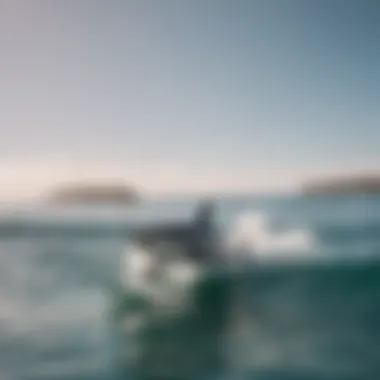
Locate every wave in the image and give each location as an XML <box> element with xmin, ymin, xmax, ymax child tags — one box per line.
<box><xmin>117</xmin><ymin>209</ymin><xmax>317</xmax><ymax>312</ymax></box>
<box><xmin>115</xmin><ymin>258</ymin><xmax>380</xmax><ymax>379</ymax></box>
<box><xmin>225</xmin><ymin>211</ymin><xmax>315</xmax><ymax>261</ymax></box>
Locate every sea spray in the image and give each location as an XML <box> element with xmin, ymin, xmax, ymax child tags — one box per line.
<box><xmin>226</xmin><ymin>210</ymin><xmax>315</xmax><ymax>261</ymax></box>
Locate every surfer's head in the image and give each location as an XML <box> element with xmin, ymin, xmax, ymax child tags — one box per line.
<box><xmin>195</xmin><ymin>199</ymin><xmax>215</xmax><ymax>223</ymax></box>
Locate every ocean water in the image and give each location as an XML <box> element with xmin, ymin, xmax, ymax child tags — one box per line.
<box><xmin>0</xmin><ymin>195</ymin><xmax>379</xmax><ymax>380</ymax></box>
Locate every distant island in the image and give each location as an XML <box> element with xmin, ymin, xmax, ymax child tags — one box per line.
<box><xmin>48</xmin><ymin>182</ymin><xmax>139</xmax><ymax>205</ymax></box>
<box><xmin>303</xmin><ymin>175</ymin><xmax>380</xmax><ymax>196</ymax></box>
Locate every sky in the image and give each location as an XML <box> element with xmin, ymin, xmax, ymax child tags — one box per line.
<box><xmin>1</xmin><ymin>0</ymin><xmax>380</xmax><ymax>199</ymax></box>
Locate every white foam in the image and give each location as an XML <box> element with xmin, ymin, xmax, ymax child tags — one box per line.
<box><xmin>225</xmin><ymin>211</ymin><xmax>314</xmax><ymax>261</ymax></box>
<box><xmin>121</xmin><ymin>243</ymin><xmax>156</xmax><ymax>292</ymax></box>
<box><xmin>121</xmin><ymin>242</ymin><xmax>201</xmax><ymax>313</ymax></box>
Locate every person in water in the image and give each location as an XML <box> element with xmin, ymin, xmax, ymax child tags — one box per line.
<box><xmin>190</xmin><ymin>200</ymin><xmax>220</xmax><ymax>263</ymax></box>
<box><xmin>131</xmin><ymin>199</ymin><xmax>220</xmax><ymax>264</ymax></box>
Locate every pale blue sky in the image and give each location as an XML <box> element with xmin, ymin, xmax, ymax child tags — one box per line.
<box><xmin>1</xmin><ymin>0</ymin><xmax>379</xmax><ymax>198</ymax></box>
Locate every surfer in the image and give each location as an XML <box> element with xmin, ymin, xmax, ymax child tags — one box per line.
<box><xmin>130</xmin><ymin>199</ymin><xmax>219</xmax><ymax>264</ymax></box>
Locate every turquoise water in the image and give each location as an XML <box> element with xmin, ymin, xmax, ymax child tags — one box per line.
<box><xmin>0</xmin><ymin>195</ymin><xmax>379</xmax><ymax>379</ymax></box>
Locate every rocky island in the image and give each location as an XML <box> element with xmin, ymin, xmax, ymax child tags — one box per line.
<box><xmin>49</xmin><ymin>182</ymin><xmax>139</xmax><ymax>205</ymax></box>
<box><xmin>303</xmin><ymin>175</ymin><xmax>380</xmax><ymax>196</ymax></box>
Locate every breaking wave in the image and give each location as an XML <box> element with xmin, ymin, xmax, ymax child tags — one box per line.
<box><xmin>225</xmin><ymin>211</ymin><xmax>315</xmax><ymax>261</ymax></box>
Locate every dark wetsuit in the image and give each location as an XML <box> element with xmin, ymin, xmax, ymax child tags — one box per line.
<box><xmin>131</xmin><ymin>200</ymin><xmax>219</xmax><ymax>264</ymax></box>
<box><xmin>189</xmin><ymin>201</ymin><xmax>219</xmax><ymax>263</ymax></box>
